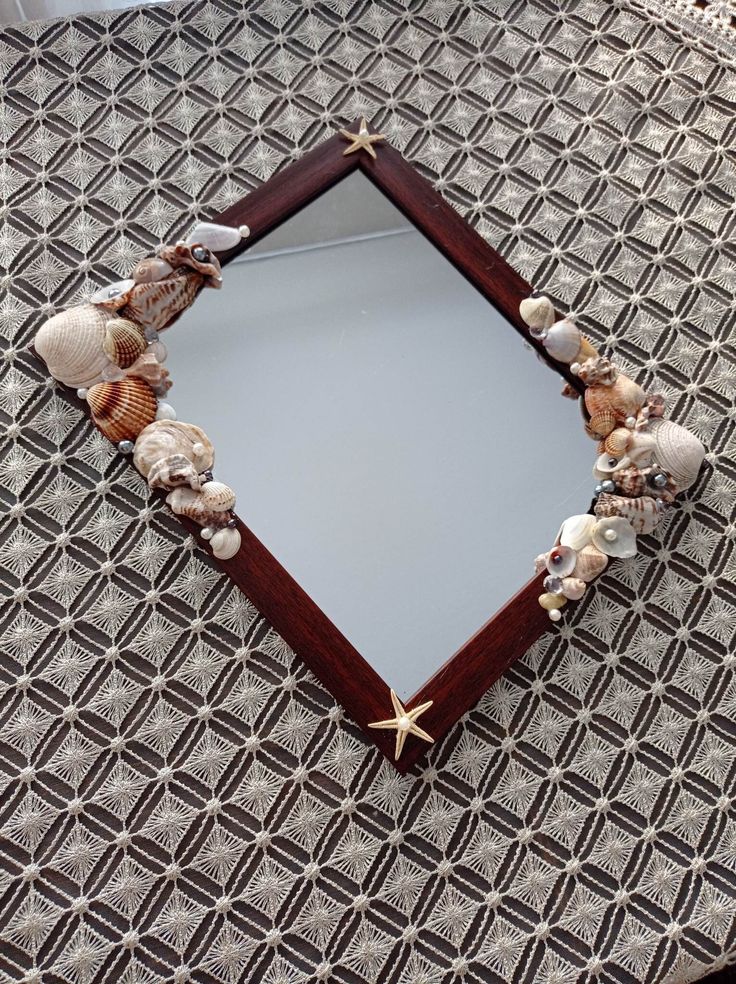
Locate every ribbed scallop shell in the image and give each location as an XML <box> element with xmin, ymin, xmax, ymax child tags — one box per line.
<box><xmin>587</xmin><ymin>411</ymin><xmax>617</xmax><ymax>439</ymax></box>
<box><xmin>648</xmin><ymin>418</ymin><xmax>706</xmax><ymax>492</ymax></box>
<box><xmin>133</xmin><ymin>420</ymin><xmax>214</xmax><ymax>480</ymax></box>
<box><xmin>198</xmin><ymin>481</ymin><xmax>236</xmax><ymax>511</ymax></box>
<box><xmin>87</xmin><ymin>376</ymin><xmax>158</xmax><ymax>443</ymax></box>
<box><xmin>572</xmin><ymin>544</ymin><xmax>608</xmax><ymax>582</ymax></box>
<box><xmin>102</xmin><ymin>318</ymin><xmax>146</xmax><ymax>369</ymax></box>
<box><xmin>604</xmin><ymin>427</ymin><xmax>631</xmax><ymax>458</ymax></box>
<box><xmin>595</xmin><ymin>493</ymin><xmax>662</xmax><ymax>534</ymax></box>
<box><xmin>34</xmin><ymin>304</ymin><xmax>111</xmax><ymax>388</ymax></box>
<box><xmin>585</xmin><ymin>375</ymin><xmax>646</xmax><ymax>422</ymax></box>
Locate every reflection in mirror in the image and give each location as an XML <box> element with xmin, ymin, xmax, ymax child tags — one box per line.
<box><xmin>167</xmin><ymin>172</ymin><xmax>593</xmax><ymax>699</ymax></box>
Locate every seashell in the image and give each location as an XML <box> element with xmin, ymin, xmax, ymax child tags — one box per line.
<box><xmin>133</xmin><ymin>419</ymin><xmax>214</xmax><ymax>482</ymax></box>
<box><xmin>534</xmin><ymin>553</ymin><xmax>548</xmax><ymax>574</ymax></box>
<box><xmin>587</xmin><ymin>411</ymin><xmax>616</xmax><ymax>440</ymax></box>
<box><xmin>167</xmin><ymin>485</ymin><xmax>233</xmax><ymax>528</ymax></box>
<box><xmin>647</xmin><ymin>393</ymin><xmax>666</xmax><ymax>419</ymax></box>
<box><xmin>546</xmin><ymin>545</ymin><xmax>577</xmax><ymax>578</ymax></box>
<box><xmin>187</xmin><ymin>222</ymin><xmax>245</xmax><ymax>252</ymax></box>
<box><xmin>594</xmin><ymin>452</ymin><xmax>630</xmax><ymax>479</ymax></box>
<box><xmin>561</xmin><ymin>577</ymin><xmax>586</xmax><ymax>600</ymax></box>
<box><xmin>131</xmin><ymin>257</ymin><xmax>174</xmax><ymax>284</ymax></box>
<box><xmin>122</xmin><ymin>273</ymin><xmax>204</xmax><ymax>333</ymax></box>
<box><xmin>574</xmin><ymin>336</ymin><xmax>598</xmax><ymax>363</ymax></box>
<box><xmin>585</xmin><ymin>375</ymin><xmax>646</xmax><ymax>423</ymax></box>
<box><xmin>648</xmin><ymin>418</ymin><xmax>705</xmax><ymax>492</ymax></box>
<box><xmin>87</xmin><ymin>376</ymin><xmax>157</xmax><ymax>443</ymax></box>
<box><xmin>160</xmin><ymin>242</ymin><xmax>222</xmax><ymax>284</ymax></box>
<box><xmin>147</xmin><ymin>454</ymin><xmax>202</xmax><ymax>491</ymax></box>
<box><xmin>559</xmin><ymin>514</ymin><xmax>596</xmax><ymax>551</ymax></box>
<box><xmin>90</xmin><ymin>279</ymin><xmax>136</xmax><ymax>309</ymax></box>
<box><xmin>627</xmin><ymin>431</ymin><xmax>656</xmax><ymax>467</ymax></box>
<box><xmin>542</xmin><ymin>319</ymin><xmax>581</xmax><ymax>363</ymax></box>
<box><xmin>210</xmin><ymin>526</ymin><xmax>241</xmax><ymax>561</ymax></box>
<box><xmin>585</xmin><ymin>384</ymin><xmax>613</xmax><ymax>419</ymax></box>
<box><xmin>610</xmin><ymin>465</ymin><xmax>647</xmax><ymax>497</ymax></box>
<box><xmin>539</xmin><ymin>592</ymin><xmax>566</xmax><ymax>612</ymax></box>
<box><xmin>125</xmin><ymin>350</ymin><xmax>171</xmax><ymax>390</ymax></box>
<box><xmin>199</xmin><ymin>481</ymin><xmax>236</xmax><ymax>512</ymax></box>
<box><xmin>519</xmin><ymin>295</ymin><xmax>555</xmax><ymax>332</ymax></box>
<box><xmin>595</xmin><ymin>493</ymin><xmax>662</xmax><ymax>534</ymax></box>
<box><xmin>592</xmin><ymin>516</ymin><xmax>637</xmax><ymax>559</ymax></box>
<box><xmin>35</xmin><ymin>304</ymin><xmax>112</xmax><ymax>388</ymax></box>
<box><xmin>102</xmin><ymin>318</ymin><xmax>146</xmax><ymax>369</ymax></box>
<box><xmin>577</xmin><ymin>356</ymin><xmax>617</xmax><ymax>387</ymax></box>
<box><xmin>572</xmin><ymin>544</ymin><xmax>608</xmax><ymax>582</ymax></box>
<box><xmin>604</xmin><ymin>427</ymin><xmax>631</xmax><ymax>458</ymax></box>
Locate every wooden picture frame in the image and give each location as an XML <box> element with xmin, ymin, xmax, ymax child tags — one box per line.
<box><xmin>34</xmin><ymin>120</ymin><xmax>588</xmax><ymax>772</ymax></box>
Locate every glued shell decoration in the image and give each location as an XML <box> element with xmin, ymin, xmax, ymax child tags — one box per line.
<box><xmin>147</xmin><ymin>453</ymin><xmax>202</xmax><ymax>491</ymax></box>
<box><xmin>35</xmin><ymin>304</ymin><xmax>112</xmax><ymax>388</ymax></box>
<box><xmin>595</xmin><ymin>493</ymin><xmax>662</xmax><ymax>534</ymax></box>
<box><xmin>126</xmin><ymin>350</ymin><xmax>171</xmax><ymax>390</ymax></box>
<box><xmin>543</xmin><ymin>319</ymin><xmax>581</xmax><ymax>363</ymax></box>
<box><xmin>87</xmin><ymin>376</ymin><xmax>158</xmax><ymax>443</ymax></box>
<box><xmin>134</xmin><ymin>419</ymin><xmax>215</xmax><ymax>482</ymax></box>
<box><xmin>612</xmin><ymin>465</ymin><xmax>648</xmax><ymax>498</ymax></box>
<box><xmin>209</xmin><ymin>526</ymin><xmax>241</xmax><ymax>561</ymax></box>
<box><xmin>90</xmin><ymin>279</ymin><xmax>136</xmax><ymax>310</ymax></box>
<box><xmin>519</xmin><ymin>295</ymin><xmax>555</xmax><ymax>333</ymax></box>
<box><xmin>604</xmin><ymin>428</ymin><xmax>631</xmax><ymax>458</ymax></box>
<box><xmin>131</xmin><ymin>257</ymin><xmax>174</xmax><ymax>284</ymax></box>
<box><xmin>572</xmin><ymin>544</ymin><xmax>608</xmax><ymax>582</ymax></box>
<box><xmin>591</xmin><ymin>516</ymin><xmax>637</xmax><ymax>559</ymax></box>
<box><xmin>123</xmin><ymin>274</ymin><xmax>204</xmax><ymax>333</ymax></box>
<box><xmin>585</xmin><ymin>374</ymin><xmax>647</xmax><ymax>422</ymax></box>
<box><xmin>587</xmin><ymin>411</ymin><xmax>617</xmax><ymax>440</ymax></box>
<box><xmin>186</xmin><ymin>222</ymin><xmax>246</xmax><ymax>252</ymax></box>
<box><xmin>167</xmin><ymin>482</ymin><xmax>236</xmax><ymax>527</ymax></box>
<box><xmin>546</xmin><ymin>545</ymin><xmax>577</xmax><ymax>578</ymax></box>
<box><xmin>102</xmin><ymin>318</ymin><xmax>146</xmax><ymax>369</ymax></box>
<box><xmin>627</xmin><ymin>431</ymin><xmax>656</xmax><ymax>467</ymax></box>
<box><xmin>577</xmin><ymin>356</ymin><xmax>617</xmax><ymax>387</ymax></box>
<box><xmin>561</xmin><ymin>577</ymin><xmax>586</xmax><ymax>600</ymax></box>
<box><xmin>648</xmin><ymin>418</ymin><xmax>705</xmax><ymax>492</ymax></box>
<box><xmin>559</xmin><ymin>514</ymin><xmax>595</xmax><ymax>551</ymax></box>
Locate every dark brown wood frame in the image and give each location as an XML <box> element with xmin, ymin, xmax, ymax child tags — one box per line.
<box><xmin>39</xmin><ymin>121</ymin><xmax>584</xmax><ymax>773</ymax></box>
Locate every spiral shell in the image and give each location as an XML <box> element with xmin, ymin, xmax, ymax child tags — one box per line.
<box><xmin>572</xmin><ymin>544</ymin><xmax>608</xmax><ymax>582</ymax></box>
<box><xmin>519</xmin><ymin>295</ymin><xmax>555</xmax><ymax>332</ymax></box>
<box><xmin>102</xmin><ymin>318</ymin><xmax>146</xmax><ymax>369</ymax></box>
<box><xmin>133</xmin><ymin>419</ymin><xmax>214</xmax><ymax>482</ymax></box>
<box><xmin>543</xmin><ymin>319</ymin><xmax>581</xmax><ymax>363</ymax></box>
<box><xmin>131</xmin><ymin>257</ymin><xmax>174</xmax><ymax>284</ymax></box>
<box><xmin>604</xmin><ymin>428</ymin><xmax>631</xmax><ymax>458</ymax></box>
<box><xmin>648</xmin><ymin>418</ymin><xmax>705</xmax><ymax>492</ymax></box>
<box><xmin>611</xmin><ymin>465</ymin><xmax>647</xmax><ymax>498</ymax></box>
<box><xmin>592</xmin><ymin>516</ymin><xmax>638</xmax><ymax>559</ymax></box>
<box><xmin>147</xmin><ymin>454</ymin><xmax>202</xmax><ymax>491</ymax></box>
<box><xmin>595</xmin><ymin>493</ymin><xmax>662</xmax><ymax>534</ymax></box>
<box><xmin>87</xmin><ymin>376</ymin><xmax>158</xmax><ymax>443</ymax></box>
<box><xmin>167</xmin><ymin>482</ymin><xmax>235</xmax><ymax>527</ymax></box>
<box><xmin>34</xmin><ymin>304</ymin><xmax>111</xmax><ymax>388</ymax></box>
<box><xmin>587</xmin><ymin>411</ymin><xmax>617</xmax><ymax>440</ymax></box>
<box><xmin>122</xmin><ymin>273</ymin><xmax>204</xmax><ymax>333</ymax></box>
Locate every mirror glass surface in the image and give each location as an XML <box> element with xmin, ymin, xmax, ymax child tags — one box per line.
<box><xmin>168</xmin><ymin>172</ymin><xmax>593</xmax><ymax>698</ymax></box>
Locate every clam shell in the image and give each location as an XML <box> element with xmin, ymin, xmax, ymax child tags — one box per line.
<box><xmin>133</xmin><ymin>419</ymin><xmax>214</xmax><ymax>480</ymax></box>
<box><xmin>35</xmin><ymin>304</ymin><xmax>111</xmax><ymax>388</ymax></box>
<box><xmin>147</xmin><ymin>454</ymin><xmax>203</xmax><ymax>491</ymax></box>
<box><xmin>595</xmin><ymin>493</ymin><xmax>662</xmax><ymax>534</ymax></box>
<box><xmin>559</xmin><ymin>514</ymin><xmax>595</xmax><ymax>551</ymax></box>
<box><xmin>546</xmin><ymin>545</ymin><xmax>577</xmax><ymax>578</ymax></box>
<box><xmin>561</xmin><ymin>577</ymin><xmax>586</xmax><ymax>600</ymax></box>
<box><xmin>572</xmin><ymin>544</ymin><xmax>608</xmax><ymax>582</ymax></box>
<box><xmin>543</xmin><ymin>319</ymin><xmax>581</xmax><ymax>363</ymax></box>
<box><xmin>123</xmin><ymin>272</ymin><xmax>203</xmax><ymax>332</ymax></box>
<box><xmin>604</xmin><ymin>428</ymin><xmax>631</xmax><ymax>458</ymax></box>
<box><xmin>519</xmin><ymin>295</ymin><xmax>555</xmax><ymax>332</ymax></box>
<box><xmin>648</xmin><ymin>418</ymin><xmax>705</xmax><ymax>492</ymax></box>
<box><xmin>199</xmin><ymin>481</ymin><xmax>236</xmax><ymax>511</ymax></box>
<box><xmin>592</xmin><ymin>516</ymin><xmax>637</xmax><ymax>558</ymax></box>
<box><xmin>87</xmin><ymin>376</ymin><xmax>157</xmax><ymax>443</ymax></box>
<box><xmin>187</xmin><ymin>222</ymin><xmax>244</xmax><ymax>252</ymax></box>
<box><xmin>210</xmin><ymin>526</ymin><xmax>241</xmax><ymax>561</ymax></box>
<box><xmin>102</xmin><ymin>318</ymin><xmax>146</xmax><ymax>369</ymax></box>
<box><xmin>131</xmin><ymin>257</ymin><xmax>174</xmax><ymax>284</ymax></box>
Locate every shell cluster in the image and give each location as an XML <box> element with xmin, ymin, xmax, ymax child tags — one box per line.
<box><xmin>33</xmin><ymin>221</ymin><xmax>249</xmax><ymax>562</ymax></box>
<box><xmin>521</xmin><ymin>294</ymin><xmax>705</xmax><ymax>624</ymax></box>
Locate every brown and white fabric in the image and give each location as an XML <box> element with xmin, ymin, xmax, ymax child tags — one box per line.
<box><xmin>1</xmin><ymin>1</ymin><xmax>735</xmax><ymax>982</ymax></box>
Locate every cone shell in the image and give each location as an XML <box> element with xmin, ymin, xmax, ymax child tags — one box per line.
<box><xmin>210</xmin><ymin>526</ymin><xmax>241</xmax><ymax>561</ymax></box>
<box><xmin>87</xmin><ymin>376</ymin><xmax>158</xmax><ymax>443</ymax></box>
<box><xmin>572</xmin><ymin>544</ymin><xmax>608</xmax><ymax>582</ymax></box>
<box><xmin>34</xmin><ymin>304</ymin><xmax>112</xmax><ymax>388</ymax></box>
<box><xmin>604</xmin><ymin>428</ymin><xmax>631</xmax><ymax>458</ymax></box>
<box><xmin>519</xmin><ymin>295</ymin><xmax>555</xmax><ymax>332</ymax></box>
<box><xmin>543</xmin><ymin>319</ymin><xmax>581</xmax><ymax>363</ymax></box>
<box><xmin>122</xmin><ymin>272</ymin><xmax>203</xmax><ymax>333</ymax></box>
<box><xmin>131</xmin><ymin>257</ymin><xmax>174</xmax><ymax>284</ymax></box>
<box><xmin>559</xmin><ymin>514</ymin><xmax>596</xmax><ymax>551</ymax></box>
<box><xmin>587</xmin><ymin>411</ymin><xmax>617</xmax><ymax>440</ymax></box>
<box><xmin>648</xmin><ymin>418</ymin><xmax>705</xmax><ymax>492</ymax></box>
<box><xmin>133</xmin><ymin>419</ymin><xmax>214</xmax><ymax>481</ymax></box>
<box><xmin>592</xmin><ymin>516</ymin><xmax>637</xmax><ymax>559</ymax></box>
<box><xmin>102</xmin><ymin>318</ymin><xmax>146</xmax><ymax>369</ymax></box>
<box><xmin>595</xmin><ymin>493</ymin><xmax>662</xmax><ymax>534</ymax></box>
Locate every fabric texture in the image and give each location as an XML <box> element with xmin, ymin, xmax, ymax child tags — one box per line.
<box><xmin>1</xmin><ymin>1</ymin><xmax>736</xmax><ymax>982</ymax></box>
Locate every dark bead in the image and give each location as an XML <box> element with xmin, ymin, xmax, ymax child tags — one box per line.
<box><xmin>227</xmin><ymin>519</ymin><xmax>237</xmax><ymax>529</ymax></box>
<box><xmin>192</xmin><ymin>245</ymin><xmax>209</xmax><ymax>262</ymax></box>
<box><xmin>600</xmin><ymin>479</ymin><xmax>616</xmax><ymax>493</ymax></box>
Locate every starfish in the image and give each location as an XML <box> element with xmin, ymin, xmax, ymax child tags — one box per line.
<box><xmin>368</xmin><ymin>689</ymin><xmax>434</xmax><ymax>760</ymax></box>
<box><xmin>339</xmin><ymin>117</ymin><xmax>386</xmax><ymax>159</ymax></box>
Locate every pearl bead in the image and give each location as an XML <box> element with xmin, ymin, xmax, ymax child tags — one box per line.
<box><xmin>549</xmin><ymin>609</ymin><xmax>562</xmax><ymax>622</ymax></box>
<box><xmin>397</xmin><ymin>715</ymin><xmax>411</xmax><ymax>732</ymax></box>
<box><xmin>76</xmin><ymin>388</ymin><xmax>88</xmax><ymax>400</ymax></box>
<box><xmin>117</xmin><ymin>440</ymin><xmax>134</xmax><ymax>454</ymax></box>
<box><xmin>570</xmin><ymin>362</ymin><xmax>580</xmax><ymax>375</ymax></box>
<box><xmin>200</xmin><ymin>527</ymin><xmax>214</xmax><ymax>541</ymax></box>
<box><xmin>625</xmin><ymin>416</ymin><xmax>636</xmax><ymax>429</ymax></box>
<box><xmin>600</xmin><ymin>480</ymin><xmax>616</xmax><ymax>493</ymax></box>
<box><xmin>192</xmin><ymin>245</ymin><xmax>210</xmax><ymax>262</ymax></box>
<box><xmin>238</xmin><ymin>224</ymin><xmax>250</xmax><ymax>238</ymax></box>
<box><xmin>652</xmin><ymin>472</ymin><xmax>668</xmax><ymax>488</ymax></box>
<box><xmin>604</xmin><ymin>529</ymin><xmax>617</xmax><ymax>542</ymax></box>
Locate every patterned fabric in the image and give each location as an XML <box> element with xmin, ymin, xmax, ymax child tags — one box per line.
<box><xmin>1</xmin><ymin>2</ymin><xmax>735</xmax><ymax>983</ymax></box>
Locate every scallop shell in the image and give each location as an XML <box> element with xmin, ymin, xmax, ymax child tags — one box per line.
<box><xmin>133</xmin><ymin>419</ymin><xmax>214</xmax><ymax>481</ymax></box>
<box><xmin>122</xmin><ymin>272</ymin><xmax>204</xmax><ymax>333</ymax></box>
<box><xmin>102</xmin><ymin>318</ymin><xmax>146</xmax><ymax>369</ymax></box>
<box><xmin>587</xmin><ymin>411</ymin><xmax>617</xmax><ymax>440</ymax></box>
<box><xmin>585</xmin><ymin>375</ymin><xmax>646</xmax><ymax>422</ymax></box>
<box><xmin>595</xmin><ymin>493</ymin><xmax>662</xmax><ymax>534</ymax></box>
<box><xmin>131</xmin><ymin>257</ymin><xmax>174</xmax><ymax>284</ymax></box>
<box><xmin>561</xmin><ymin>577</ymin><xmax>586</xmax><ymax>600</ymax></box>
<box><xmin>210</xmin><ymin>526</ymin><xmax>241</xmax><ymax>561</ymax></box>
<box><xmin>572</xmin><ymin>544</ymin><xmax>609</xmax><ymax>582</ymax></box>
<box><xmin>34</xmin><ymin>304</ymin><xmax>111</xmax><ymax>388</ymax></box>
<box><xmin>648</xmin><ymin>418</ymin><xmax>705</xmax><ymax>492</ymax></box>
<box><xmin>519</xmin><ymin>295</ymin><xmax>555</xmax><ymax>332</ymax></box>
<box><xmin>87</xmin><ymin>376</ymin><xmax>158</xmax><ymax>443</ymax></box>
<box><xmin>543</xmin><ymin>319</ymin><xmax>581</xmax><ymax>363</ymax></box>
<box><xmin>604</xmin><ymin>428</ymin><xmax>631</xmax><ymax>458</ymax></box>
<box><xmin>198</xmin><ymin>481</ymin><xmax>236</xmax><ymax>511</ymax></box>
<box><xmin>559</xmin><ymin>514</ymin><xmax>596</xmax><ymax>551</ymax></box>
<box><xmin>592</xmin><ymin>516</ymin><xmax>638</xmax><ymax>558</ymax></box>
<box><xmin>147</xmin><ymin>454</ymin><xmax>202</xmax><ymax>491</ymax></box>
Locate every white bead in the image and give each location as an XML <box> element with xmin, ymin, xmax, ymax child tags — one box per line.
<box><xmin>238</xmin><ymin>224</ymin><xmax>250</xmax><ymax>238</ymax></box>
<box><xmin>549</xmin><ymin>609</ymin><xmax>562</xmax><ymax>622</ymax></box>
<box><xmin>397</xmin><ymin>715</ymin><xmax>412</xmax><ymax>732</ymax></box>
<box><xmin>200</xmin><ymin>527</ymin><xmax>214</xmax><ymax>541</ymax></box>
<box><xmin>625</xmin><ymin>416</ymin><xmax>636</xmax><ymax>429</ymax></box>
<box><xmin>570</xmin><ymin>362</ymin><xmax>580</xmax><ymax>375</ymax></box>
<box><xmin>604</xmin><ymin>529</ymin><xmax>617</xmax><ymax>542</ymax></box>
<box><xmin>155</xmin><ymin>401</ymin><xmax>177</xmax><ymax>421</ymax></box>
<box><xmin>76</xmin><ymin>388</ymin><xmax>88</xmax><ymax>400</ymax></box>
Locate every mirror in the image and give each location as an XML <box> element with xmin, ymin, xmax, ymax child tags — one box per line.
<box><xmin>167</xmin><ymin>172</ymin><xmax>593</xmax><ymax>698</ymax></box>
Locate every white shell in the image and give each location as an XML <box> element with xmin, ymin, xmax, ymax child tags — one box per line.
<box><xmin>34</xmin><ymin>304</ymin><xmax>111</xmax><ymax>388</ymax></box>
<box><xmin>133</xmin><ymin>420</ymin><xmax>214</xmax><ymax>481</ymax></box>
<box><xmin>543</xmin><ymin>319</ymin><xmax>581</xmax><ymax>363</ymax></box>
<box><xmin>648</xmin><ymin>418</ymin><xmax>705</xmax><ymax>492</ymax></box>
<box><xmin>187</xmin><ymin>222</ymin><xmax>244</xmax><ymax>252</ymax></box>
<box><xmin>558</xmin><ymin>514</ymin><xmax>595</xmax><ymax>551</ymax></box>
<box><xmin>155</xmin><ymin>402</ymin><xmax>177</xmax><ymax>421</ymax></box>
<box><xmin>90</xmin><ymin>279</ymin><xmax>136</xmax><ymax>308</ymax></box>
<box><xmin>593</xmin><ymin>452</ymin><xmax>632</xmax><ymax>480</ymax></box>
<box><xmin>561</xmin><ymin>577</ymin><xmax>586</xmax><ymax>600</ymax></box>
<box><xmin>627</xmin><ymin>431</ymin><xmax>656</xmax><ymax>467</ymax></box>
<box><xmin>591</xmin><ymin>516</ymin><xmax>638</xmax><ymax>559</ymax></box>
<box><xmin>519</xmin><ymin>295</ymin><xmax>554</xmax><ymax>331</ymax></box>
<box><xmin>210</xmin><ymin>527</ymin><xmax>241</xmax><ymax>560</ymax></box>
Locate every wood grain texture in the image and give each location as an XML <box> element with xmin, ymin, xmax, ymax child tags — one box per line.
<box><xmin>34</xmin><ymin>121</ymin><xmax>576</xmax><ymax>773</ymax></box>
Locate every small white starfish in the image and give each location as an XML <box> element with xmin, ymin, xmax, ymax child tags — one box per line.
<box><xmin>339</xmin><ymin>117</ymin><xmax>386</xmax><ymax>159</ymax></box>
<box><xmin>368</xmin><ymin>689</ymin><xmax>434</xmax><ymax>760</ymax></box>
